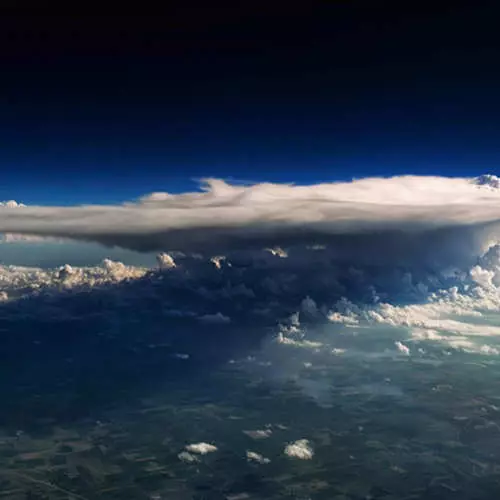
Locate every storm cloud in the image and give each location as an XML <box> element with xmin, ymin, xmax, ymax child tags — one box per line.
<box><xmin>1</xmin><ymin>175</ymin><xmax>500</xmax><ymax>271</ymax></box>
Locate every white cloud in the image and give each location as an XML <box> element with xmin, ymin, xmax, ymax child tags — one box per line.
<box><xmin>173</xmin><ymin>353</ymin><xmax>190</xmax><ymax>360</ymax></box>
<box><xmin>185</xmin><ymin>442</ymin><xmax>218</xmax><ymax>454</ymax></box>
<box><xmin>0</xmin><ymin>259</ymin><xmax>148</xmax><ymax>300</ymax></box>
<box><xmin>0</xmin><ymin>176</ymin><xmax>500</xmax><ymax>269</ymax></box>
<box><xmin>322</xmin><ymin>277</ymin><xmax>500</xmax><ymax>356</ymax></box>
<box><xmin>284</xmin><ymin>439</ymin><xmax>314</xmax><ymax>460</ymax></box>
<box><xmin>0</xmin><ymin>200</ymin><xmax>26</xmax><ymax>208</ymax></box>
<box><xmin>0</xmin><ymin>233</ymin><xmax>63</xmax><ymax>243</ymax></box>
<box><xmin>156</xmin><ymin>252</ymin><xmax>176</xmax><ymax>270</ymax></box>
<box><xmin>470</xmin><ymin>265</ymin><xmax>495</xmax><ymax>289</ymax></box>
<box><xmin>3</xmin><ymin>177</ymin><xmax>500</xmax><ymax>365</ymax></box>
<box><xmin>276</xmin><ymin>332</ymin><xmax>323</xmax><ymax>349</ymax></box>
<box><xmin>177</xmin><ymin>451</ymin><xmax>200</xmax><ymax>463</ymax></box>
<box><xmin>266</xmin><ymin>247</ymin><xmax>288</xmax><ymax>258</ymax></box>
<box><xmin>246</xmin><ymin>451</ymin><xmax>271</xmax><ymax>464</ymax></box>
<box><xmin>475</xmin><ymin>174</ymin><xmax>500</xmax><ymax>189</ymax></box>
<box><xmin>0</xmin><ymin>200</ymin><xmax>67</xmax><ymax>243</ymax></box>
<box><xmin>198</xmin><ymin>312</ymin><xmax>231</xmax><ymax>324</ymax></box>
<box><xmin>395</xmin><ymin>341</ymin><xmax>410</xmax><ymax>356</ymax></box>
<box><xmin>243</xmin><ymin>429</ymin><xmax>272</xmax><ymax>439</ymax></box>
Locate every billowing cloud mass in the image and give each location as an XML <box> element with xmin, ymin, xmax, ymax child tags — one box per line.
<box><xmin>3</xmin><ymin>178</ymin><xmax>500</xmax><ymax>500</ymax></box>
<box><xmin>1</xmin><ymin>175</ymin><xmax>500</xmax><ymax>272</ymax></box>
<box><xmin>2</xmin><ymin>175</ymin><xmax>500</xmax><ymax>386</ymax></box>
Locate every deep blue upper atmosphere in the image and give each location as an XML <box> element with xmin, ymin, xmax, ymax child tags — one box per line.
<box><xmin>1</xmin><ymin>4</ymin><xmax>499</xmax><ymax>204</ymax></box>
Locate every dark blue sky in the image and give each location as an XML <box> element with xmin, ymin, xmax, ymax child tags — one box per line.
<box><xmin>1</xmin><ymin>4</ymin><xmax>500</xmax><ymax>204</ymax></box>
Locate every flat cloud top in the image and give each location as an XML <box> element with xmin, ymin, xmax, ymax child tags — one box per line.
<box><xmin>1</xmin><ymin>175</ymin><xmax>500</xmax><ymax>254</ymax></box>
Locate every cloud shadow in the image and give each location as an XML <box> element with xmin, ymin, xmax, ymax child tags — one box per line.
<box><xmin>0</xmin><ymin>271</ymin><xmax>270</xmax><ymax>431</ymax></box>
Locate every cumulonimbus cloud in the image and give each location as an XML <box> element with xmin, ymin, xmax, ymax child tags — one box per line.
<box><xmin>1</xmin><ymin>175</ymin><xmax>500</xmax><ymax>269</ymax></box>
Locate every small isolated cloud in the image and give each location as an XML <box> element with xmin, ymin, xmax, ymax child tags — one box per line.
<box><xmin>157</xmin><ymin>252</ymin><xmax>176</xmax><ymax>270</ymax></box>
<box><xmin>395</xmin><ymin>341</ymin><xmax>410</xmax><ymax>356</ymax></box>
<box><xmin>284</xmin><ymin>439</ymin><xmax>314</xmax><ymax>460</ymax></box>
<box><xmin>243</xmin><ymin>429</ymin><xmax>273</xmax><ymax>440</ymax></box>
<box><xmin>198</xmin><ymin>312</ymin><xmax>231</xmax><ymax>324</ymax></box>
<box><xmin>246</xmin><ymin>450</ymin><xmax>271</xmax><ymax>464</ymax></box>
<box><xmin>177</xmin><ymin>451</ymin><xmax>200</xmax><ymax>463</ymax></box>
<box><xmin>185</xmin><ymin>442</ymin><xmax>218</xmax><ymax>454</ymax></box>
<box><xmin>277</xmin><ymin>331</ymin><xmax>323</xmax><ymax>349</ymax></box>
<box><xmin>173</xmin><ymin>353</ymin><xmax>190</xmax><ymax>360</ymax></box>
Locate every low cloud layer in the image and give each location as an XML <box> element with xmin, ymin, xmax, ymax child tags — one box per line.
<box><xmin>1</xmin><ymin>175</ymin><xmax>500</xmax><ymax>271</ymax></box>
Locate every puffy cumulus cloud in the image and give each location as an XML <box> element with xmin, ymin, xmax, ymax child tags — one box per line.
<box><xmin>1</xmin><ymin>240</ymin><xmax>500</xmax><ymax>343</ymax></box>
<box><xmin>0</xmin><ymin>251</ymin><xmax>321</xmax><ymax>357</ymax></box>
<box><xmin>284</xmin><ymin>439</ymin><xmax>314</xmax><ymax>460</ymax></box>
<box><xmin>300</xmin><ymin>249</ymin><xmax>500</xmax><ymax>357</ymax></box>
<box><xmin>1</xmin><ymin>175</ymin><xmax>500</xmax><ymax>272</ymax></box>
<box><xmin>0</xmin><ymin>200</ymin><xmax>26</xmax><ymax>208</ymax></box>
<box><xmin>246</xmin><ymin>450</ymin><xmax>271</xmax><ymax>464</ymax></box>
<box><xmin>0</xmin><ymin>259</ymin><xmax>149</xmax><ymax>304</ymax></box>
<box><xmin>184</xmin><ymin>442</ymin><xmax>218</xmax><ymax>454</ymax></box>
<box><xmin>236</xmin><ymin>241</ymin><xmax>500</xmax><ymax>405</ymax></box>
<box><xmin>156</xmin><ymin>252</ymin><xmax>176</xmax><ymax>270</ymax></box>
<box><xmin>1</xmin><ymin>238</ymin><xmax>500</xmax><ymax>422</ymax></box>
<box><xmin>476</xmin><ymin>174</ymin><xmax>500</xmax><ymax>189</ymax></box>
